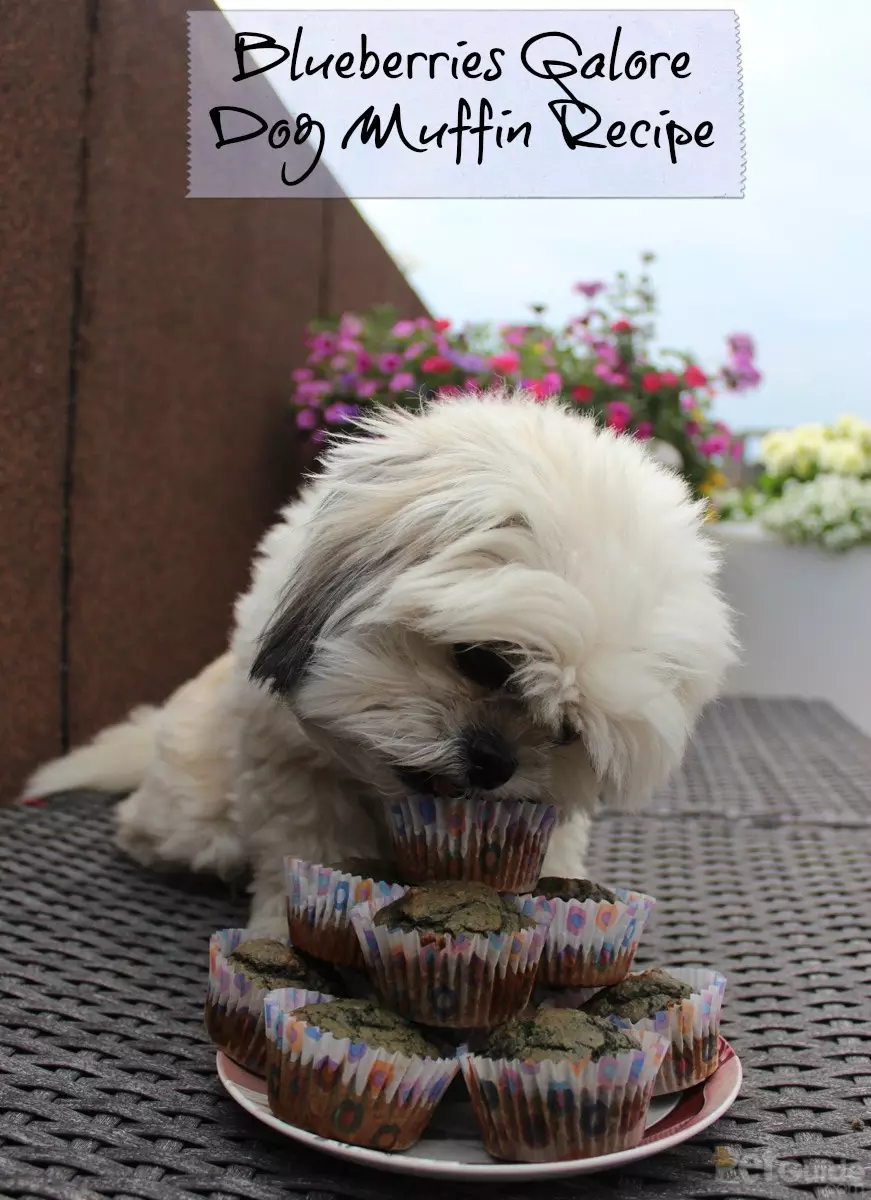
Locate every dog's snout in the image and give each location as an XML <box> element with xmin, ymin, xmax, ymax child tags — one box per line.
<box><xmin>465</xmin><ymin>730</ymin><xmax>517</xmax><ymax>790</ymax></box>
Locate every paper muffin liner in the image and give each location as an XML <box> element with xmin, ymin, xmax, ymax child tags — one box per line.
<box><xmin>518</xmin><ymin>886</ymin><xmax>656</xmax><ymax>988</ymax></box>
<box><xmin>602</xmin><ymin>967</ymin><xmax>727</xmax><ymax>1096</ymax></box>
<box><xmin>204</xmin><ymin>928</ymin><xmax>336</xmax><ymax>1076</ymax></box>
<box><xmin>285</xmin><ymin>858</ymin><xmax>407</xmax><ymax>967</ymax></box>
<box><xmin>350</xmin><ymin>896</ymin><xmax>550</xmax><ymax>1028</ymax></box>
<box><xmin>460</xmin><ymin>1028</ymin><xmax>669</xmax><ymax>1162</ymax></box>
<box><xmin>385</xmin><ymin>793</ymin><xmax>558</xmax><ymax>891</ymax></box>
<box><xmin>263</xmin><ymin>990</ymin><xmax>459</xmax><ymax>1151</ymax></box>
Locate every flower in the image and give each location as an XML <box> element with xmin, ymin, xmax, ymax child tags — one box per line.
<box><xmin>389</xmin><ymin>372</ymin><xmax>416</xmax><ymax>392</ymax></box>
<box><xmin>818</xmin><ymin>439</ymin><xmax>866</xmax><ymax>476</ymax></box>
<box><xmin>432</xmin><ymin>319</ymin><xmax>452</xmax><ymax>332</ymax></box>
<box><xmin>634</xmin><ymin>421</ymin><xmax>654</xmax><ymax>440</ymax></box>
<box><xmin>683</xmin><ymin>365</ymin><xmax>707</xmax><ymax>388</ymax></box>
<box><xmin>324</xmin><ymin>402</ymin><xmax>359</xmax><ymax>425</ymax></box>
<box><xmin>296</xmin><ymin>407</ymin><xmax>318</xmax><ymax>430</ymax></box>
<box><xmin>573</xmin><ymin>281</ymin><xmax>605</xmax><ymax>298</ymax></box>
<box><xmin>404</xmin><ymin>342</ymin><xmax>426</xmax><ymax>360</ymax></box>
<box><xmin>296</xmin><ymin>379</ymin><xmax>331</xmax><ymax>403</ymax></box>
<box><xmin>378</xmin><ymin>353</ymin><xmax>403</xmax><ymax>372</ymax></box>
<box><xmin>490</xmin><ymin>352</ymin><xmax>521</xmax><ymax>374</ymax></box>
<box><xmin>541</xmin><ymin>371</ymin><xmax>562</xmax><ymax>395</ymax></box>
<box><xmin>356</xmin><ymin>379</ymin><xmax>378</xmax><ymax>398</ymax></box>
<box><xmin>606</xmin><ymin>400</ymin><xmax>633</xmax><ymax>431</ymax></box>
<box><xmin>339</xmin><ymin>314</ymin><xmax>364</xmax><ymax>337</ymax></box>
<box><xmin>611</xmin><ymin>319</ymin><xmax>633</xmax><ymax>333</ymax></box>
<box><xmin>699</xmin><ymin>433</ymin><xmax>730</xmax><ymax>457</ymax></box>
<box><xmin>502</xmin><ymin>326</ymin><xmax>527</xmax><ymax>347</ymax></box>
<box><xmin>292</xmin><ymin>367</ymin><xmax>313</xmax><ymax>382</ymax></box>
<box><xmin>641</xmin><ymin>372</ymin><xmax>661</xmax><ymax>393</ymax></box>
<box><xmin>572</xmin><ymin>385</ymin><xmax>594</xmax><ymax>402</ymax></box>
<box><xmin>356</xmin><ymin>351</ymin><xmax>373</xmax><ymax>372</ymax></box>
<box><xmin>421</xmin><ymin>355</ymin><xmax>453</xmax><ymax>373</ymax></box>
<box><xmin>760</xmin><ymin>474</ymin><xmax>871</xmax><ymax>552</ymax></box>
<box><xmin>659</xmin><ymin>371</ymin><xmax>679</xmax><ymax>387</ymax></box>
<box><xmin>391</xmin><ymin>320</ymin><xmax>417</xmax><ymax>338</ymax></box>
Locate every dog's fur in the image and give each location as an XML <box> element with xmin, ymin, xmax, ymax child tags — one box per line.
<box><xmin>27</xmin><ymin>391</ymin><xmax>735</xmax><ymax>931</ymax></box>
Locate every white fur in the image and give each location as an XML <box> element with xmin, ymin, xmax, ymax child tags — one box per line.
<box><xmin>27</xmin><ymin>391</ymin><xmax>735</xmax><ymax>932</ymax></box>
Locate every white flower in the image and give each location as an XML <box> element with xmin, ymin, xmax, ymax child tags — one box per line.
<box><xmin>818</xmin><ymin>439</ymin><xmax>866</xmax><ymax>476</ymax></box>
<box><xmin>760</xmin><ymin>474</ymin><xmax>871</xmax><ymax>552</ymax></box>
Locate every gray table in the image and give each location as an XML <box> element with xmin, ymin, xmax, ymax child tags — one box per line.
<box><xmin>2</xmin><ymin>697</ymin><xmax>870</xmax><ymax>1200</ymax></box>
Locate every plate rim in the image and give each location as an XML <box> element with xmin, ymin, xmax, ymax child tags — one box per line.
<box><xmin>217</xmin><ymin>1042</ymin><xmax>742</xmax><ymax>1181</ymax></box>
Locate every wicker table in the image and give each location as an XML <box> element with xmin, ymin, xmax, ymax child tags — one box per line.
<box><xmin>2</xmin><ymin>697</ymin><xmax>870</xmax><ymax>1200</ymax></box>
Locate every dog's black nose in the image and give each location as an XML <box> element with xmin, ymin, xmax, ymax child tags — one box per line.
<box><xmin>465</xmin><ymin>730</ymin><xmax>517</xmax><ymax>790</ymax></box>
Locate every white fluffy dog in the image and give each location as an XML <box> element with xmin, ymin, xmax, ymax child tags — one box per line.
<box><xmin>28</xmin><ymin>390</ymin><xmax>734</xmax><ymax>932</ymax></box>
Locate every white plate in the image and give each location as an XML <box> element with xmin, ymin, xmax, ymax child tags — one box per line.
<box><xmin>217</xmin><ymin>1038</ymin><xmax>743</xmax><ymax>1181</ymax></box>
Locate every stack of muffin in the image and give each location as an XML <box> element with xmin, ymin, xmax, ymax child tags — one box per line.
<box><xmin>205</xmin><ymin>794</ymin><xmax>726</xmax><ymax>1163</ymax></box>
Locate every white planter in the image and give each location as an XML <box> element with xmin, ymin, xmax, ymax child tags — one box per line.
<box><xmin>711</xmin><ymin>522</ymin><xmax>871</xmax><ymax>735</ymax></box>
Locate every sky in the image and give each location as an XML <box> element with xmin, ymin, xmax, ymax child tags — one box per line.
<box><xmin>217</xmin><ymin>0</ymin><xmax>871</xmax><ymax>433</ymax></box>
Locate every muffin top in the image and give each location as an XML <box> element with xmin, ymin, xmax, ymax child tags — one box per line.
<box><xmin>328</xmin><ymin>857</ymin><xmax>406</xmax><ymax>885</ymax></box>
<box><xmin>581</xmin><ymin>968</ymin><xmax>694</xmax><ymax>1023</ymax></box>
<box><xmin>534</xmin><ymin>876</ymin><xmax>617</xmax><ymax>904</ymax></box>
<box><xmin>373</xmin><ymin>880</ymin><xmax>534</xmax><ymax>938</ymax></box>
<box><xmin>292</xmin><ymin>998</ymin><xmax>440</xmax><ymax>1058</ymax></box>
<box><xmin>227</xmin><ymin>938</ymin><xmax>336</xmax><ymax>993</ymax></box>
<box><xmin>481</xmin><ymin>1007</ymin><xmax>640</xmax><ymax>1064</ymax></box>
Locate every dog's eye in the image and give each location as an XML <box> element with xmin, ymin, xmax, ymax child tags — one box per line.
<box><xmin>452</xmin><ymin>643</ymin><xmax>515</xmax><ymax>690</ymax></box>
<box><xmin>557</xmin><ymin>718</ymin><xmax>581</xmax><ymax>746</ymax></box>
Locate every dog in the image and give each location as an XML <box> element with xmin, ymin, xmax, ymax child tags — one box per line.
<box><xmin>27</xmin><ymin>389</ymin><xmax>735</xmax><ymax>932</ymax></box>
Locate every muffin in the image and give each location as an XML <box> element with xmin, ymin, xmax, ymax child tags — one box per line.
<box><xmin>264</xmin><ymin>996</ymin><xmax>458</xmax><ymax>1150</ymax></box>
<box><xmin>350</xmin><ymin>880</ymin><xmax>549</xmax><ymax>1027</ymax></box>
<box><xmin>205</xmin><ymin>929</ymin><xmax>338</xmax><ymax>1074</ymax></box>
<box><xmin>520</xmin><ymin>877</ymin><xmax>656</xmax><ymax>988</ymax></box>
<box><xmin>285</xmin><ymin>856</ymin><xmax>407</xmax><ymax>967</ymax></box>
<box><xmin>460</xmin><ymin>1007</ymin><xmax>669</xmax><ymax>1162</ymax></box>
<box><xmin>385</xmin><ymin>793</ymin><xmax>557</xmax><ymax>891</ymax></box>
<box><xmin>582</xmin><ymin>966</ymin><xmax>727</xmax><ymax>1094</ymax></box>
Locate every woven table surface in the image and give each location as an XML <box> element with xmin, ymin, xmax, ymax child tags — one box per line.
<box><xmin>2</xmin><ymin>696</ymin><xmax>870</xmax><ymax>1200</ymax></box>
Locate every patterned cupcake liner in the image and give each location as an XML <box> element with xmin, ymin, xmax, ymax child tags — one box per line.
<box><xmin>518</xmin><ymin>887</ymin><xmax>656</xmax><ymax>988</ymax></box>
<box><xmin>460</xmin><ymin>1028</ymin><xmax>669</xmax><ymax>1162</ymax></box>
<box><xmin>205</xmin><ymin>928</ymin><xmax>335</xmax><ymax>1076</ymax></box>
<box><xmin>263</xmin><ymin>989</ymin><xmax>458</xmax><ymax>1151</ymax></box>
<box><xmin>285</xmin><ymin>858</ymin><xmax>406</xmax><ymax>968</ymax></box>
<box><xmin>385</xmin><ymin>794</ymin><xmax>557</xmax><ymax>892</ymax></box>
<box><xmin>350</xmin><ymin>896</ymin><xmax>550</xmax><ymax>1028</ymax></box>
<box><xmin>604</xmin><ymin>966</ymin><xmax>727</xmax><ymax>1096</ymax></box>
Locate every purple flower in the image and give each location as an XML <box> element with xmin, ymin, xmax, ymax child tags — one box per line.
<box><xmin>330</xmin><ymin>355</ymin><xmax>348</xmax><ymax>371</ymax></box>
<box><xmin>573</xmin><ymin>281</ymin><xmax>605</xmax><ymax>298</ymax></box>
<box><xmin>337</xmin><ymin>336</ymin><xmax>362</xmax><ymax>353</ymax></box>
<box><xmin>699</xmin><ymin>433</ymin><xmax>730</xmax><ymax>457</ymax></box>
<box><xmin>356</xmin><ymin>379</ymin><xmax>378</xmax><ymax>398</ymax></box>
<box><xmin>390</xmin><ymin>372</ymin><xmax>416</xmax><ymax>392</ymax></box>
<box><xmin>324</xmin><ymin>402</ymin><xmax>359</xmax><ymax>425</ymax></box>
<box><xmin>292</xmin><ymin>367</ymin><xmax>313</xmax><ymax>382</ymax></box>
<box><xmin>295</xmin><ymin>407</ymin><xmax>319</xmax><ymax>430</ymax></box>
<box><xmin>502</xmin><ymin>327</ymin><xmax>527</xmax><ymax>347</ymax></box>
<box><xmin>391</xmin><ymin>320</ymin><xmax>418</xmax><ymax>338</ymax></box>
<box><xmin>296</xmin><ymin>379</ymin><xmax>332</xmax><ymax>403</ymax></box>
<box><xmin>404</xmin><ymin>342</ymin><xmax>426</xmax><ymax>360</ymax></box>
<box><xmin>728</xmin><ymin>334</ymin><xmax>755</xmax><ymax>357</ymax></box>
<box><xmin>378</xmin><ymin>353</ymin><xmax>403</xmax><ymax>373</ymax></box>
<box><xmin>450</xmin><ymin>351</ymin><xmax>485</xmax><ymax>372</ymax></box>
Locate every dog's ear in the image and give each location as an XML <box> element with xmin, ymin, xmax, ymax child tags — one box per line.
<box><xmin>250</xmin><ymin>540</ymin><xmax>363</xmax><ymax>696</ymax></box>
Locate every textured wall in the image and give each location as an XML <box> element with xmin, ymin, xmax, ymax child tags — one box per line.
<box><xmin>0</xmin><ymin>0</ymin><xmax>426</xmax><ymax>798</ymax></box>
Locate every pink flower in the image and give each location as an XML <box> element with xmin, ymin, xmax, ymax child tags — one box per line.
<box><xmin>572</xmin><ymin>385</ymin><xmax>594</xmax><ymax>402</ymax></box>
<box><xmin>611</xmin><ymin>319</ymin><xmax>633</xmax><ymax>333</ymax></box>
<box><xmin>324</xmin><ymin>402</ymin><xmax>359</xmax><ymax>425</ymax></box>
<box><xmin>296</xmin><ymin>379</ymin><xmax>331</xmax><ymax>403</ymax></box>
<box><xmin>421</xmin><ymin>355</ymin><xmax>453</xmax><ymax>373</ymax></box>
<box><xmin>330</xmin><ymin>355</ymin><xmax>348</xmax><ymax>371</ymax></box>
<box><xmin>728</xmin><ymin>334</ymin><xmax>755</xmax><ymax>357</ymax></box>
<box><xmin>339</xmin><ymin>314</ymin><xmax>364</xmax><ymax>337</ymax></box>
<box><xmin>595</xmin><ymin>342</ymin><xmax>621</xmax><ymax>369</ymax></box>
<box><xmin>542</xmin><ymin>371</ymin><xmax>562</xmax><ymax>395</ymax></box>
<box><xmin>378</xmin><ymin>353</ymin><xmax>403</xmax><ymax>372</ymax></box>
<box><xmin>356</xmin><ymin>352</ymin><xmax>373</xmax><ymax>372</ymax></box>
<box><xmin>730</xmin><ymin>441</ymin><xmax>744</xmax><ymax>461</ymax></box>
<box><xmin>594</xmin><ymin>363</ymin><xmax>624</xmax><ymax>385</ymax></box>
<box><xmin>437</xmin><ymin>385</ymin><xmax>461</xmax><ymax>399</ymax></box>
<box><xmin>295</xmin><ymin>407</ymin><xmax>318</xmax><ymax>430</ymax></box>
<box><xmin>699</xmin><ymin>433</ymin><xmax>730</xmax><ymax>457</ymax></box>
<box><xmin>573</xmin><ymin>281</ymin><xmax>605</xmax><ymax>298</ymax></box>
<box><xmin>404</xmin><ymin>342</ymin><xmax>426</xmax><ymax>360</ymax></box>
<box><xmin>606</xmin><ymin>400</ymin><xmax>633</xmax><ymax>431</ymax></box>
<box><xmin>680</xmin><ymin>393</ymin><xmax>697</xmax><ymax>412</ymax></box>
<box><xmin>432</xmin><ymin>319</ymin><xmax>452</xmax><ymax>332</ymax></box>
<box><xmin>685</xmin><ymin>421</ymin><xmax>700</xmax><ymax>437</ymax></box>
<box><xmin>659</xmin><ymin>371</ymin><xmax>679</xmax><ymax>387</ymax></box>
<box><xmin>684</xmin><ymin>364</ymin><xmax>707</xmax><ymax>388</ymax></box>
<box><xmin>336</xmin><ymin>336</ymin><xmax>362</xmax><ymax>354</ymax></box>
<box><xmin>356</xmin><ymin>379</ymin><xmax>377</xmax><ymax>399</ymax></box>
<box><xmin>634</xmin><ymin>421</ymin><xmax>654</xmax><ymax>440</ymax></box>
<box><xmin>641</xmin><ymin>372</ymin><xmax>661</xmax><ymax>393</ymax></box>
<box><xmin>391</xmin><ymin>320</ymin><xmax>417</xmax><ymax>338</ymax></box>
<box><xmin>491</xmin><ymin>352</ymin><xmax>521</xmax><ymax>374</ymax></box>
<box><xmin>389</xmin><ymin>372</ymin><xmax>415</xmax><ymax>393</ymax></box>
<box><xmin>463</xmin><ymin>377</ymin><xmax>481</xmax><ymax>392</ymax></box>
<box><xmin>292</xmin><ymin>367</ymin><xmax>313</xmax><ymax>382</ymax></box>
<box><xmin>503</xmin><ymin>327</ymin><xmax>527</xmax><ymax>347</ymax></box>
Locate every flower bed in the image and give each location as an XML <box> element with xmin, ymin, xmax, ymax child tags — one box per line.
<box><xmin>291</xmin><ymin>255</ymin><xmax>760</xmax><ymax>498</ymax></box>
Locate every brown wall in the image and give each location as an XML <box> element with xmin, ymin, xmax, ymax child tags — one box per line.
<box><xmin>0</xmin><ymin>0</ymin><xmax>426</xmax><ymax>799</ymax></box>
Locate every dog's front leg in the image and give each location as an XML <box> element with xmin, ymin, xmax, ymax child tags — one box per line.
<box><xmin>540</xmin><ymin>808</ymin><xmax>592</xmax><ymax>878</ymax></box>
